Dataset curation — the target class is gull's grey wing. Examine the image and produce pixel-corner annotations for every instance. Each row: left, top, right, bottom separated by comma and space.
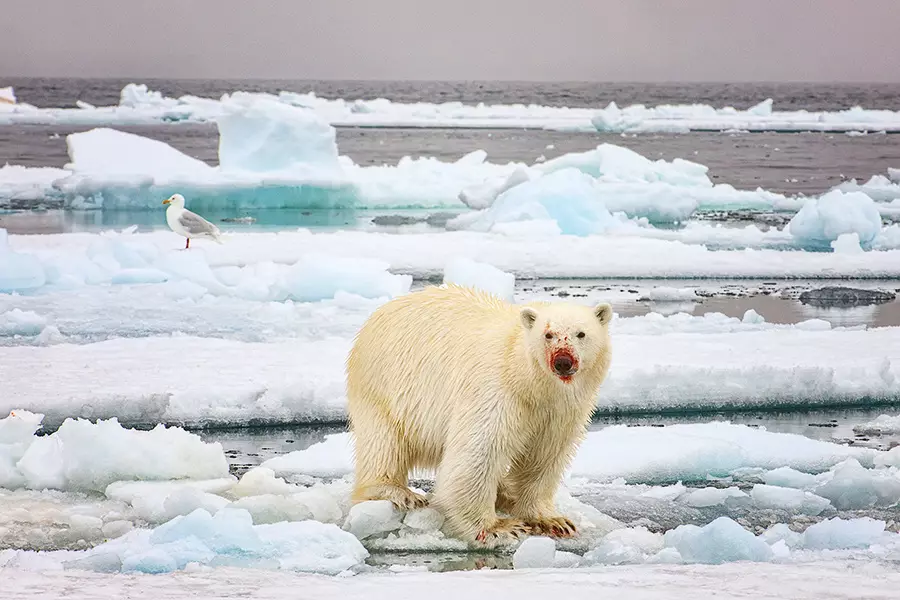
178, 210, 220, 236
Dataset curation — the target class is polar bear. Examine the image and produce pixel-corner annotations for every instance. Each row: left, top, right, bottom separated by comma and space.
346, 284, 613, 543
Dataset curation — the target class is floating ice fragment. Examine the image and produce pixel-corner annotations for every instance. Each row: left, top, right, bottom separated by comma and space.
663, 517, 774, 564
512, 536, 556, 569
342, 500, 403, 540
788, 191, 883, 249
801, 517, 888, 550
749, 484, 831, 515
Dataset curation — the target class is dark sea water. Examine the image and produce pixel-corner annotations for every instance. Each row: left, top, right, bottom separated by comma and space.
2, 78, 900, 197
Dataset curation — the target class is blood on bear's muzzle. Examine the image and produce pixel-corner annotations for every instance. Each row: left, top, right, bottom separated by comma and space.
551, 350, 578, 379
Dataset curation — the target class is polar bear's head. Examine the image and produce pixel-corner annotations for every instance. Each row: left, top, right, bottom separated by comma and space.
520, 302, 613, 383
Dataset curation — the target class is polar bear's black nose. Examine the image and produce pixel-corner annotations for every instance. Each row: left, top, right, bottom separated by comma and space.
553, 355, 574, 375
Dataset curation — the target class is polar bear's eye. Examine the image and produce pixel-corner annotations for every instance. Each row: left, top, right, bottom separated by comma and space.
544, 332, 553, 340
576, 332, 586, 339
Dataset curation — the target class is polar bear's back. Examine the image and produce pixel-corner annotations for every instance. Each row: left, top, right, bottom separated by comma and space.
347, 285, 522, 452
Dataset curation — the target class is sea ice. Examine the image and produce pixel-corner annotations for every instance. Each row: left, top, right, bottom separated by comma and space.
442, 257, 515, 302
788, 190, 883, 249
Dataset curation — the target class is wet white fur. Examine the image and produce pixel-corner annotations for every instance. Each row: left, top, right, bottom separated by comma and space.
346, 284, 612, 540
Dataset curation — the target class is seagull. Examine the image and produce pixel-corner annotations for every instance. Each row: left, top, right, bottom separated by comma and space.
162, 193, 223, 249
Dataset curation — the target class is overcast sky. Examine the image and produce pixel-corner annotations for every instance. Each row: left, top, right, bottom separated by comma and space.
2, 0, 899, 81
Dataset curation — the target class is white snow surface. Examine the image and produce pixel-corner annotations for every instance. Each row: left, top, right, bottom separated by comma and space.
3, 561, 900, 600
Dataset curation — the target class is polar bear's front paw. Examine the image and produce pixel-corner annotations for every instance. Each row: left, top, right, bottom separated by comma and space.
475, 518, 532, 543
386, 487, 429, 510
523, 516, 577, 538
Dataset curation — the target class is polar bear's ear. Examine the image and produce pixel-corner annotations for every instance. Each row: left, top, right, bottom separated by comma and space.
520, 307, 538, 329
594, 303, 613, 326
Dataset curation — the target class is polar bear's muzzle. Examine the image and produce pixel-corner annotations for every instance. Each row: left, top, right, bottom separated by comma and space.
551, 350, 578, 380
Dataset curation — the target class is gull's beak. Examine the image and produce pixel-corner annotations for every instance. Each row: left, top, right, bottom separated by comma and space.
162, 198, 171, 205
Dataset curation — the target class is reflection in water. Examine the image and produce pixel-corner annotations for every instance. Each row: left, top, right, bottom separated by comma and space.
647, 301, 698, 316
796, 303, 879, 328
0, 207, 460, 235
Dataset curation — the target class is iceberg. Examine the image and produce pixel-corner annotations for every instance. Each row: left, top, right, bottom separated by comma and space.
49, 98, 357, 211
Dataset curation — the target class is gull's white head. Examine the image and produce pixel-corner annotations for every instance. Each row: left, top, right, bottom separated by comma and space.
162, 193, 185, 208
